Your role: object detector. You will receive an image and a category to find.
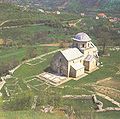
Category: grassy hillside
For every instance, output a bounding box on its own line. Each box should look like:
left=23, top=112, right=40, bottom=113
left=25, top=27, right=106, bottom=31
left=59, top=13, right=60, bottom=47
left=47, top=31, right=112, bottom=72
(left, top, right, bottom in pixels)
left=96, top=111, right=120, bottom=119
left=0, top=3, right=81, bottom=44
left=98, top=0, right=120, bottom=12
left=0, top=2, right=120, bottom=119
left=0, top=3, right=119, bottom=46
left=0, top=45, right=58, bottom=64
left=1, top=48, right=120, bottom=118
left=0, top=110, right=120, bottom=119
left=0, top=3, right=80, bottom=24
left=2, top=0, right=120, bottom=12
left=0, top=111, right=66, bottom=119
left=0, top=111, right=120, bottom=119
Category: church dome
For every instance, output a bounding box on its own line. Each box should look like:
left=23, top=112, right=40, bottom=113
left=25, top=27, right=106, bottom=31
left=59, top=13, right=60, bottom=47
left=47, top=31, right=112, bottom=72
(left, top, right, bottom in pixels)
left=73, top=32, right=91, bottom=42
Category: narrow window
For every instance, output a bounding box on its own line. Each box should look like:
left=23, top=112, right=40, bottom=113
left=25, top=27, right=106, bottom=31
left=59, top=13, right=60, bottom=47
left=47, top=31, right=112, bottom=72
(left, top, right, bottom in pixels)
left=82, top=44, right=84, bottom=48
left=88, top=43, right=89, bottom=47
left=60, top=58, right=61, bottom=62
left=76, top=43, right=78, bottom=48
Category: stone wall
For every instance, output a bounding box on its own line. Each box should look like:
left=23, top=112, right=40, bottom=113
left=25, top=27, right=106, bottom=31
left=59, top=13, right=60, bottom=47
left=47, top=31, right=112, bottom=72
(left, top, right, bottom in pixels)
left=62, top=94, right=103, bottom=111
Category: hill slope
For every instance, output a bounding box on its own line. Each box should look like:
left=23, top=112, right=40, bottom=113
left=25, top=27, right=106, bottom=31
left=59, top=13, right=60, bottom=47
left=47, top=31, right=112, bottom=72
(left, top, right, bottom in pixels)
left=2, top=0, right=120, bottom=12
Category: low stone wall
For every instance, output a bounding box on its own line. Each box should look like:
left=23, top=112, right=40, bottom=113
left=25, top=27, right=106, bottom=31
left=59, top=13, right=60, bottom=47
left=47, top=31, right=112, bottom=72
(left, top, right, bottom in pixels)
left=62, top=94, right=104, bottom=111
left=97, top=107, right=120, bottom=112
left=0, top=77, right=6, bottom=91
left=63, top=94, right=120, bottom=112
left=92, top=94, right=103, bottom=110
left=62, top=95, right=93, bottom=100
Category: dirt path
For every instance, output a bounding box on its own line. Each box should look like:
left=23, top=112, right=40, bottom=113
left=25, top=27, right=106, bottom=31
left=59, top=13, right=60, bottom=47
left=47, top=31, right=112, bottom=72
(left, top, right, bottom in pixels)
left=94, top=85, right=120, bottom=94
left=96, top=77, right=112, bottom=84
left=26, top=58, right=46, bottom=66
left=25, top=49, right=60, bottom=63
left=9, top=49, right=60, bottom=74
left=9, top=64, right=23, bottom=74
left=0, top=23, right=44, bottom=30
left=0, top=20, right=10, bottom=27
left=68, top=19, right=82, bottom=27
left=39, top=43, right=60, bottom=47
left=0, top=18, right=45, bottom=30
left=74, top=19, right=82, bottom=26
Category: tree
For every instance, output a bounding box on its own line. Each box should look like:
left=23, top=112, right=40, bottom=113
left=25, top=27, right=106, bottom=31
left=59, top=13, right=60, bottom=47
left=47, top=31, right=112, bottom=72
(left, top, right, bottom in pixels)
left=24, top=46, right=38, bottom=60
left=97, top=27, right=112, bottom=55
left=95, top=19, right=113, bottom=55
left=33, top=32, right=47, bottom=44
left=0, top=59, right=19, bottom=76
left=42, top=47, right=49, bottom=53
left=59, top=40, right=69, bottom=48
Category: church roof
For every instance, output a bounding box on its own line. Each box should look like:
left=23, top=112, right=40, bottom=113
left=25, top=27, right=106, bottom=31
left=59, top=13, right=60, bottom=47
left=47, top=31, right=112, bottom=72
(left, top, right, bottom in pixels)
left=73, top=32, right=91, bottom=42
left=71, top=63, right=84, bottom=70
left=85, top=55, right=94, bottom=62
left=60, top=48, right=83, bottom=61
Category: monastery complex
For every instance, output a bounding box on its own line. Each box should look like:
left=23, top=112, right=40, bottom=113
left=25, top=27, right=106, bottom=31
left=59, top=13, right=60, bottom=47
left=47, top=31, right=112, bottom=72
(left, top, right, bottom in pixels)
left=39, top=32, right=99, bottom=86
left=51, top=32, right=99, bottom=78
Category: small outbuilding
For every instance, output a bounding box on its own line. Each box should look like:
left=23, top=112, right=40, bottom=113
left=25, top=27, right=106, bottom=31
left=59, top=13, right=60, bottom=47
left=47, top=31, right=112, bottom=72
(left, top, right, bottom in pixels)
left=70, top=63, right=84, bottom=78
left=84, top=55, right=97, bottom=71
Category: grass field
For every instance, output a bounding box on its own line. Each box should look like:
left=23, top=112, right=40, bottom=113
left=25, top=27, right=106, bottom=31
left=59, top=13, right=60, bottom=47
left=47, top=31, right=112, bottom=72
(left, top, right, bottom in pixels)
left=0, top=47, right=120, bottom=118
left=0, top=39, right=120, bottom=118
left=0, top=3, right=80, bottom=24
left=0, top=3, right=80, bottom=48
left=0, top=23, right=73, bottom=45
left=0, top=45, right=58, bottom=64
left=0, top=2, right=120, bottom=119
left=1, top=50, right=57, bottom=100
left=0, top=110, right=120, bottom=119
left=0, top=111, right=66, bottom=119
left=96, top=111, right=120, bottom=119
left=1, top=48, right=120, bottom=104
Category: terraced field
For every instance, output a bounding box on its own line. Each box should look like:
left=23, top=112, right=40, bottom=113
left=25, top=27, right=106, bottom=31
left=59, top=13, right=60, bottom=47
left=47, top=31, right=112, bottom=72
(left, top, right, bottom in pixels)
left=60, top=50, right=120, bottom=110
left=0, top=45, right=58, bottom=64
left=0, top=40, right=120, bottom=119
left=0, top=46, right=120, bottom=118
left=0, top=2, right=120, bottom=119
left=1, top=49, right=59, bottom=99
left=1, top=51, right=119, bottom=118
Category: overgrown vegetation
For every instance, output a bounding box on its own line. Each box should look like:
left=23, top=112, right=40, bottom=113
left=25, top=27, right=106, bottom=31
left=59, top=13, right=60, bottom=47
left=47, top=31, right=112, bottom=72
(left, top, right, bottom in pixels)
left=0, top=2, right=120, bottom=119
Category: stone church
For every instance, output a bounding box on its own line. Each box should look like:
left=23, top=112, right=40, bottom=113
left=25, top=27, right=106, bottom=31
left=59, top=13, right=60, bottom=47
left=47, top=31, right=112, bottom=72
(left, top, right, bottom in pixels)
left=50, top=32, right=99, bottom=78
